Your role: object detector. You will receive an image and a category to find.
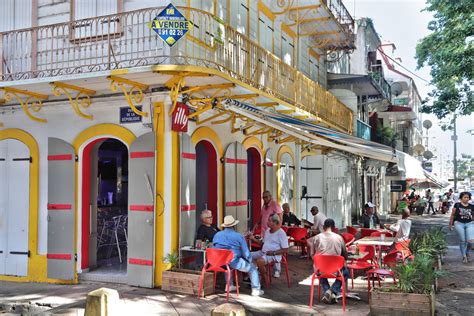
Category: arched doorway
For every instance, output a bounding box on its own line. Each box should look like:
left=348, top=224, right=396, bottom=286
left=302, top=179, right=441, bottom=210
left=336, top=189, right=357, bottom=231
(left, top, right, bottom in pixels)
left=195, top=140, right=218, bottom=228
left=80, top=138, right=129, bottom=280
left=247, top=147, right=261, bottom=230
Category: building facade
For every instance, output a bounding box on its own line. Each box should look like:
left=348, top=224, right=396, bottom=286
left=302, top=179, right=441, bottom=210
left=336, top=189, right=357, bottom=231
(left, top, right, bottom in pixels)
left=0, top=0, right=395, bottom=287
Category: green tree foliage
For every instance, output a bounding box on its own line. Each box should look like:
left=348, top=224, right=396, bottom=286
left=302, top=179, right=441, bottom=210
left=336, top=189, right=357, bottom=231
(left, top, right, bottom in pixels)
left=416, top=0, right=473, bottom=118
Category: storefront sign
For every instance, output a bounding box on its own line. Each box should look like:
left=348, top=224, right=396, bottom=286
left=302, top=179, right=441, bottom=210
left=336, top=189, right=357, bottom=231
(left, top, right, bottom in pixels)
left=393, top=97, right=409, bottom=105
left=172, top=102, right=189, bottom=132
left=390, top=180, right=407, bottom=192
left=150, top=3, right=190, bottom=47
left=120, top=106, right=143, bottom=123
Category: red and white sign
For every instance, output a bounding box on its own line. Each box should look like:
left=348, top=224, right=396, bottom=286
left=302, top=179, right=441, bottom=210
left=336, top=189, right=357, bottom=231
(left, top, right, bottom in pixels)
left=171, top=102, right=189, bottom=132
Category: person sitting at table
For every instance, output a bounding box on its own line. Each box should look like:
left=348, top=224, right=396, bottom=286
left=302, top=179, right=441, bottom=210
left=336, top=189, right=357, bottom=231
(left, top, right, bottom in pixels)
left=359, top=202, right=382, bottom=229
left=250, top=214, right=289, bottom=283
left=386, top=208, right=412, bottom=242
left=196, top=209, right=219, bottom=243
left=213, top=215, right=264, bottom=296
left=282, top=203, right=301, bottom=227
left=302, top=206, right=327, bottom=233
left=309, top=218, right=349, bottom=304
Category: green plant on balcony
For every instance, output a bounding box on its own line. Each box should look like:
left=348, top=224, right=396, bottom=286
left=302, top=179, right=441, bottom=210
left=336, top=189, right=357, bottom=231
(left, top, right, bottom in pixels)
left=375, top=125, right=399, bottom=148
left=369, top=71, right=382, bottom=82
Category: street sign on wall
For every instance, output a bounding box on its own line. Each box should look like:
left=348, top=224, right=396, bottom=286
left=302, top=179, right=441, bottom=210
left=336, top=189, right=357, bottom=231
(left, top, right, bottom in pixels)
left=171, top=102, right=189, bottom=132
left=422, top=161, right=433, bottom=172
left=393, top=98, right=409, bottom=105
left=150, top=3, right=190, bottom=47
left=120, top=106, right=143, bottom=124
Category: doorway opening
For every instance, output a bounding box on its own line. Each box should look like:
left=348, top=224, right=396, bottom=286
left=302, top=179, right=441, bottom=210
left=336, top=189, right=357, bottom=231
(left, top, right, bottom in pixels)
left=195, top=140, right=218, bottom=229
left=247, top=147, right=261, bottom=230
left=80, top=138, right=129, bottom=283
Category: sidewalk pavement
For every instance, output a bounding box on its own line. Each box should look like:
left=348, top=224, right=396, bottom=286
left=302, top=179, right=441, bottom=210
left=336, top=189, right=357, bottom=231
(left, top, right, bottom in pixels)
left=1, top=212, right=469, bottom=315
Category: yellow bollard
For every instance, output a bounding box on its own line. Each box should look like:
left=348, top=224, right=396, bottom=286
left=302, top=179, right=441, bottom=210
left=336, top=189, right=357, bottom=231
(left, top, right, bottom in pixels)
left=85, top=287, right=120, bottom=316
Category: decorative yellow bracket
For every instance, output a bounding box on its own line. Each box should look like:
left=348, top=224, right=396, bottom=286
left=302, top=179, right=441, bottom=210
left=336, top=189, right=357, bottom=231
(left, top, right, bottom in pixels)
left=50, top=82, right=96, bottom=120
left=107, top=76, right=149, bottom=117
left=0, top=87, right=48, bottom=123
left=168, top=75, right=186, bottom=116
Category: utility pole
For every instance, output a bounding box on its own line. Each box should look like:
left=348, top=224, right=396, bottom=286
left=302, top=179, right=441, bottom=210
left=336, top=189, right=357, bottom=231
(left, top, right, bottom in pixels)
left=452, top=113, right=458, bottom=191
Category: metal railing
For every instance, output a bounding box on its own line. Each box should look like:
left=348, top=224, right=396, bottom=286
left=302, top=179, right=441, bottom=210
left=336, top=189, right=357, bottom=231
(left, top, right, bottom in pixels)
left=325, top=0, right=355, bottom=34
left=0, top=6, right=353, bottom=133
left=368, top=70, right=391, bottom=100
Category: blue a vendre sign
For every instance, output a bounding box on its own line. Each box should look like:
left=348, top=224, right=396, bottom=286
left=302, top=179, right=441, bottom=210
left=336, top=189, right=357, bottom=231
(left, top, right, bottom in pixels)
left=150, top=3, right=191, bottom=47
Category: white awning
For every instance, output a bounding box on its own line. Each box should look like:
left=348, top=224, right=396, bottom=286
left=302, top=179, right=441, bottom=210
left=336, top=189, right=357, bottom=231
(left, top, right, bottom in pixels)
left=396, top=151, right=425, bottom=180
left=223, top=99, right=397, bottom=163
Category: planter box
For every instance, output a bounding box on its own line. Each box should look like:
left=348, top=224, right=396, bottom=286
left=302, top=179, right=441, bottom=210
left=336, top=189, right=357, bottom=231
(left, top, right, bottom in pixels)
left=162, top=269, right=215, bottom=296
left=370, top=290, right=435, bottom=316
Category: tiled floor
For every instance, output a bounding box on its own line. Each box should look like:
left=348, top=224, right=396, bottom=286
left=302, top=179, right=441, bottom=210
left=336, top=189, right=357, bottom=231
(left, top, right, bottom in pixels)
left=79, top=257, right=127, bottom=284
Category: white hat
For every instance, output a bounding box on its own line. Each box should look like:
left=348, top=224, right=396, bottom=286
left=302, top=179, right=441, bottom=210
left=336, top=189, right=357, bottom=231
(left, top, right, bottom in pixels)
left=367, top=202, right=375, bottom=208
left=221, top=215, right=239, bottom=228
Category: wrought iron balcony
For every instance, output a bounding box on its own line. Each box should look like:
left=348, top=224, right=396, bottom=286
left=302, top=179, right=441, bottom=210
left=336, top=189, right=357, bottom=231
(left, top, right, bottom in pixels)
left=0, top=6, right=353, bottom=133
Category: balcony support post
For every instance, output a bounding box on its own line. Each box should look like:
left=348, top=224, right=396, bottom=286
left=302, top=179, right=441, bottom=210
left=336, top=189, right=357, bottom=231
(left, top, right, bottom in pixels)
left=0, top=87, right=48, bottom=123
left=107, top=76, right=149, bottom=117
left=50, top=82, right=96, bottom=120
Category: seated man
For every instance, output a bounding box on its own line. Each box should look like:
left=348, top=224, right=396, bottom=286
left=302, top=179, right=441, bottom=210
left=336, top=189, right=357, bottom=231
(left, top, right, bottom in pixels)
left=196, top=209, right=219, bottom=242
left=309, top=218, right=349, bottom=304
left=386, top=208, right=411, bottom=242
left=359, top=202, right=382, bottom=229
left=282, top=203, right=301, bottom=226
left=213, top=215, right=263, bottom=296
left=250, top=214, right=289, bottom=285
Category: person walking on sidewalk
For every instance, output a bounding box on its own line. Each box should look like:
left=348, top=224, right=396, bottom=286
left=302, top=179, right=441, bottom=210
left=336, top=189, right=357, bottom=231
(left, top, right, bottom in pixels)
left=426, top=189, right=436, bottom=215
left=449, top=192, right=474, bottom=264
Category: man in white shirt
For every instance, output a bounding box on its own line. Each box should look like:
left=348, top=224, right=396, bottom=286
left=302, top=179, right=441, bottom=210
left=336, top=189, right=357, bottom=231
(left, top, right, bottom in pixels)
left=386, top=209, right=412, bottom=242
left=250, top=214, right=289, bottom=284
left=310, top=206, right=327, bottom=233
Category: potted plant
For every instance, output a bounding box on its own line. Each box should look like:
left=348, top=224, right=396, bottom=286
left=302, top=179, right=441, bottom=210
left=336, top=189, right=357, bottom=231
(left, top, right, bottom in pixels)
left=161, top=252, right=215, bottom=296
left=370, top=228, right=447, bottom=315
left=370, top=254, right=441, bottom=315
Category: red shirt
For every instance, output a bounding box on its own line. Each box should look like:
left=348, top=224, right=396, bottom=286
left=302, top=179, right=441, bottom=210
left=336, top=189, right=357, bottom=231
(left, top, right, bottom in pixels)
left=261, top=200, right=283, bottom=233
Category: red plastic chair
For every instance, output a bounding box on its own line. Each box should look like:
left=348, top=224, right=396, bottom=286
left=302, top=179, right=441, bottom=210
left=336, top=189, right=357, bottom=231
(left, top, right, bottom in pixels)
left=367, top=251, right=399, bottom=303
left=281, top=226, right=289, bottom=234
left=390, top=239, right=413, bottom=262
left=347, top=245, right=377, bottom=288
left=370, top=231, right=394, bottom=254
left=346, top=226, right=358, bottom=237
left=288, top=227, right=309, bottom=255
left=360, top=228, right=378, bottom=238
left=266, top=253, right=291, bottom=288
left=198, top=248, right=238, bottom=301
left=340, top=233, right=355, bottom=247
left=309, top=255, right=346, bottom=311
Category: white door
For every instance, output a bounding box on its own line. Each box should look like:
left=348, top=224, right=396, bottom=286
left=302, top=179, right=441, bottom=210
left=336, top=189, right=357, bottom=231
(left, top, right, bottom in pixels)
left=0, top=142, right=7, bottom=274
left=224, top=142, right=248, bottom=234
left=325, top=157, right=349, bottom=228
left=180, top=134, right=196, bottom=247
left=300, top=155, right=324, bottom=221
left=127, top=132, right=155, bottom=288
left=264, top=149, right=276, bottom=198
left=1, top=139, right=30, bottom=277
left=279, top=152, right=294, bottom=207
left=47, top=138, right=76, bottom=280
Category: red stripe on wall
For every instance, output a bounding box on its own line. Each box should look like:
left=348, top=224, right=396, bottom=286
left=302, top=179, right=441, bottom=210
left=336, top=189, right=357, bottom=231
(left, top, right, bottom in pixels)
left=130, top=205, right=154, bottom=212
left=48, top=154, right=73, bottom=161
left=225, top=200, right=248, bottom=207
left=225, top=158, right=247, bottom=164
left=47, top=203, right=72, bottom=210
left=129, top=258, right=153, bottom=266
left=47, top=253, right=72, bottom=260
left=265, top=162, right=274, bottom=167
left=181, top=204, right=196, bottom=211
left=181, top=152, right=196, bottom=160
left=130, top=152, right=155, bottom=158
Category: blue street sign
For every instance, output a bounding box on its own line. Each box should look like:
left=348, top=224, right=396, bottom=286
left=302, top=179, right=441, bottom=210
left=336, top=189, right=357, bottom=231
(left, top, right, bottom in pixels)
left=150, top=3, right=190, bottom=47
left=120, top=106, right=143, bottom=124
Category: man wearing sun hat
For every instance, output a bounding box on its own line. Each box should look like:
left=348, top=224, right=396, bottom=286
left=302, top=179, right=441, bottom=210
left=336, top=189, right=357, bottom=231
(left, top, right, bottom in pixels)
left=212, top=215, right=264, bottom=296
